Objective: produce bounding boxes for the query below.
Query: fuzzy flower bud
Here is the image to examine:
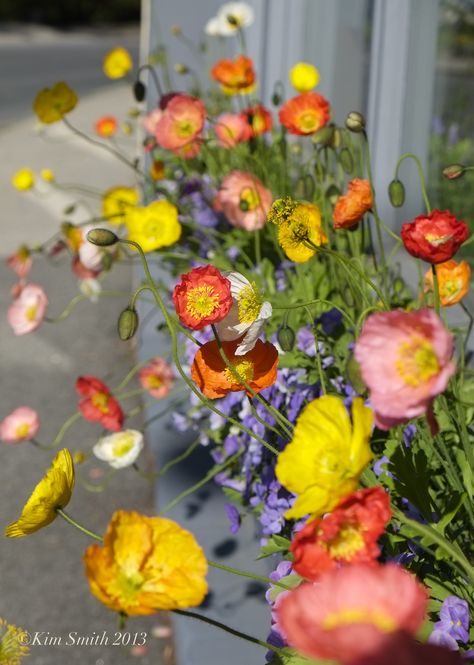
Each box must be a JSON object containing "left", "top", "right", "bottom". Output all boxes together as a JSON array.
[
  {"left": 86, "top": 228, "right": 119, "bottom": 247},
  {"left": 388, "top": 179, "right": 405, "bottom": 207},
  {"left": 345, "top": 111, "right": 366, "bottom": 133}
]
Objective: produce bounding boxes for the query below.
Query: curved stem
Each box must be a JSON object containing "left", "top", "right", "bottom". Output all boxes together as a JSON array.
[
  {"left": 272, "top": 298, "right": 355, "bottom": 328},
  {"left": 208, "top": 560, "right": 290, "bottom": 592},
  {"left": 137, "top": 63, "right": 164, "bottom": 97},
  {"left": 46, "top": 290, "right": 130, "bottom": 323},
  {"left": 394, "top": 152, "right": 432, "bottom": 214},
  {"left": 56, "top": 509, "right": 103, "bottom": 542},
  {"left": 303, "top": 305, "right": 327, "bottom": 395},
  {"left": 45, "top": 411, "right": 82, "bottom": 449}
]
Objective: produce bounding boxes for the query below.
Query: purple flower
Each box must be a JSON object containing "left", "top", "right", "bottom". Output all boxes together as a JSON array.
[
  {"left": 403, "top": 424, "right": 417, "bottom": 447},
  {"left": 226, "top": 246, "right": 240, "bottom": 261},
  {"left": 429, "top": 630, "right": 459, "bottom": 651},
  {"left": 433, "top": 596, "right": 470, "bottom": 645},
  {"left": 224, "top": 503, "right": 241, "bottom": 534},
  {"left": 316, "top": 308, "right": 343, "bottom": 335},
  {"left": 373, "top": 455, "right": 393, "bottom": 478}
]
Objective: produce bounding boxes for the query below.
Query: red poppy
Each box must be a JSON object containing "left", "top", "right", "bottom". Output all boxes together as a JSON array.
[
  {"left": 240, "top": 105, "right": 273, "bottom": 137},
  {"left": 291, "top": 487, "right": 391, "bottom": 581},
  {"left": 191, "top": 339, "right": 279, "bottom": 399},
  {"left": 401, "top": 209, "right": 469, "bottom": 264},
  {"left": 279, "top": 92, "right": 330, "bottom": 135},
  {"left": 76, "top": 376, "right": 124, "bottom": 432},
  {"left": 172, "top": 265, "right": 232, "bottom": 330}
]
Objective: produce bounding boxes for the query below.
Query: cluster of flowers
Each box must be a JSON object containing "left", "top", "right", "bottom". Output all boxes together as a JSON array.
[{"left": 3, "top": 2, "right": 474, "bottom": 664}]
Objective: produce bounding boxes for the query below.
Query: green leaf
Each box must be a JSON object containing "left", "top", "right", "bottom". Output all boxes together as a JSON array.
[
  {"left": 256, "top": 534, "right": 291, "bottom": 560},
  {"left": 279, "top": 648, "right": 336, "bottom": 665}
]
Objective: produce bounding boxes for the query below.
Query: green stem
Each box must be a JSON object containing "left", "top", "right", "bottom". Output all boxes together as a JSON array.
[
  {"left": 46, "top": 290, "right": 130, "bottom": 323},
  {"left": 303, "top": 305, "right": 326, "bottom": 395},
  {"left": 173, "top": 609, "right": 283, "bottom": 655},
  {"left": 208, "top": 560, "right": 291, "bottom": 591},
  {"left": 56, "top": 509, "right": 103, "bottom": 542},
  {"left": 363, "top": 133, "right": 388, "bottom": 290},
  {"left": 394, "top": 152, "right": 432, "bottom": 214},
  {"left": 272, "top": 298, "right": 355, "bottom": 328}
]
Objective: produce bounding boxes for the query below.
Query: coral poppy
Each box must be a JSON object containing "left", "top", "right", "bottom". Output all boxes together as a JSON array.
[
  {"left": 5, "top": 449, "right": 75, "bottom": 537},
  {"left": 291, "top": 487, "right": 391, "bottom": 581},
  {"left": 33, "top": 81, "right": 77, "bottom": 124},
  {"left": 11, "top": 168, "right": 34, "bottom": 191},
  {"left": 154, "top": 94, "right": 206, "bottom": 157},
  {"left": 279, "top": 92, "right": 330, "bottom": 135},
  {"left": 103, "top": 47, "right": 133, "bottom": 79},
  {"left": 354, "top": 309, "right": 455, "bottom": 431},
  {"left": 289, "top": 62, "right": 320, "bottom": 93},
  {"left": 333, "top": 179, "right": 373, "bottom": 229},
  {"left": 6, "top": 246, "right": 32, "bottom": 279},
  {"left": 139, "top": 357, "right": 175, "bottom": 398},
  {"left": 191, "top": 338, "right": 279, "bottom": 399},
  {"left": 215, "top": 271, "right": 272, "bottom": 355},
  {"left": 278, "top": 202, "right": 327, "bottom": 262},
  {"left": 217, "top": 170, "right": 272, "bottom": 231},
  {"left": 277, "top": 563, "right": 428, "bottom": 664},
  {"left": 76, "top": 376, "right": 124, "bottom": 432},
  {"left": 0, "top": 407, "right": 40, "bottom": 444},
  {"left": 211, "top": 55, "right": 256, "bottom": 94},
  {"left": 276, "top": 395, "right": 373, "bottom": 520},
  {"left": 126, "top": 200, "right": 182, "bottom": 252},
  {"left": 84, "top": 510, "right": 208, "bottom": 614},
  {"left": 424, "top": 259, "right": 471, "bottom": 307},
  {"left": 7, "top": 283, "right": 48, "bottom": 336},
  {"left": 214, "top": 113, "right": 252, "bottom": 148},
  {"left": 102, "top": 186, "right": 139, "bottom": 224},
  {"left": 95, "top": 115, "right": 118, "bottom": 138},
  {"left": 401, "top": 210, "right": 469, "bottom": 264},
  {"left": 143, "top": 107, "right": 163, "bottom": 134},
  {"left": 172, "top": 265, "right": 232, "bottom": 330},
  {"left": 240, "top": 105, "right": 273, "bottom": 137}
]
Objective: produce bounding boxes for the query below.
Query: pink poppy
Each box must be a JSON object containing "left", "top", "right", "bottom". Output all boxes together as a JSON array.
[
  {"left": 139, "top": 358, "right": 174, "bottom": 399},
  {"left": 214, "top": 113, "right": 252, "bottom": 148},
  {"left": 277, "top": 563, "right": 427, "bottom": 664},
  {"left": 154, "top": 94, "right": 206, "bottom": 158},
  {"left": 217, "top": 170, "right": 272, "bottom": 231},
  {"left": 7, "top": 283, "right": 48, "bottom": 335},
  {"left": 354, "top": 309, "right": 455, "bottom": 431},
  {"left": 0, "top": 407, "right": 39, "bottom": 443},
  {"left": 143, "top": 107, "right": 163, "bottom": 134},
  {"left": 353, "top": 632, "right": 464, "bottom": 665},
  {"left": 6, "top": 246, "right": 32, "bottom": 279}
]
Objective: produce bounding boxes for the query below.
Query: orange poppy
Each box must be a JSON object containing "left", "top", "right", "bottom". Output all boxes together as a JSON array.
[
  {"left": 333, "top": 179, "right": 372, "bottom": 229},
  {"left": 95, "top": 116, "right": 118, "bottom": 138},
  {"left": 279, "top": 92, "right": 330, "bottom": 135},
  {"left": 211, "top": 55, "right": 256, "bottom": 95},
  {"left": 424, "top": 259, "right": 471, "bottom": 306},
  {"left": 191, "top": 339, "right": 279, "bottom": 399}
]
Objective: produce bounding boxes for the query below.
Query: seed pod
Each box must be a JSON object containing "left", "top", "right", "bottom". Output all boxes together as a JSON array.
[
  {"left": 442, "top": 164, "right": 465, "bottom": 180},
  {"left": 388, "top": 179, "right": 405, "bottom": 207},
  {"left": 277, "top": 325, "right": 296, "bottom": 352},
  {"left": 345, "top": 111, "right": 366, "bottom": 133},
  {"left": 86, "top": 228, "right": 119, "bottom": 247},
  {"left": 339, "top": 148, "right": 354, "bottom": 174},
  {"left": 118, "top": 307, "right": 139, "bottom": 341},
  {"left": 133, "top": 80, "right": 146, "bottom": 102}
]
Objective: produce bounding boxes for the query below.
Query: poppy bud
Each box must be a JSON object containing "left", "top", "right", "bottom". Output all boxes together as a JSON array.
[
  {"left": 339, "top": 148, "right": 354, "bottom": 174},
  {"left": 170, "top": 24, "right": 182, "bottom": 35},
  {"left": 345, "top": 111, "right": 365, "bottom": 133},
  {"left": 118, "top": 307, "right": 139, "bottom": 341},
  {"left": 174, "top": 63, "right": 189, "bottom": 75},
  {"left": 330, "top": 127, "right": 342, "bottom": 149},
  {"left": 277, "top": 325, "right": 296, "bottom": 352},
  {"left": 133, "top": 80, "right": 146, "bottom": 102},
  {"left": 87, "top": 229, "right": 119, "bottom": 247},
  {"left": 388, "top": 179, "right": 405, "bottom": 207},
  {"left": 442, "top": 164, "right": 465, "bottom": 180},
  {"left": 311, "top": 125, "right": 334, "bottom": 146}
]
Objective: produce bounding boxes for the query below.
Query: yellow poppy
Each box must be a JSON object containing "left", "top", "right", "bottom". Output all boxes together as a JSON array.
[
  {"left": 289, "top": 62, "right": 320, "bottom": 93},
  {"left": 11, "top": 168, "right": 34, "bottom": 191},
  {"left": 33, "top": 81, "right": 78, "bottom": 124},
  {"left": 102, "top": 186, "right": 139, "bottom": 224},
  {"left": 103, "top": 47, "right": 133, "bottom": 79},
  {"left": 126, "top": 200, "right": 182, "bottom": 252}
]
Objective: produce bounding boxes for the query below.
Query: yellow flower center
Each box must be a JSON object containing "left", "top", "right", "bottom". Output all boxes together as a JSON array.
[
  {"left": 146, "top": 375, "right": 163, "bottom": 389},
  {"left": 224, "top": 360, "right": 254, "bottom": 384},
  {"left": 443, "top": 278, "right": 461, "bottom": 298},
  {"left": 323, "top": 608, "right": 397, "bottom": 632},
  {"left": 299, "top": 111, "right": 318, "bottom": 132},
  {"left": 25, "top": 304, "right": 38, "bottom": 321},
  {"left": 239, "top": 186, "right": 261, "bottom": 211},
  {"left": 186, "top": 286, "right": 220, "bottom": 319},
  {"left": 324, "top": 523, "right": 365, "bottom": 560},
  {"left": 15, "top": 423, "right": 30, "bottom": 439},
  {"left": 91, "top": 391, "right": 110, "bottom": 413},
  {"left": 176, "top": 120, "right": 195, "bottom": 138},
  {"left": 425, "top": 233, "right": 452, "bottom": 246},
  {"left": 237, "top": 283, "right": 262, "bottom": 324},
  {"left": 111, "top": 433, "right": 135, "bottom": 458},
  {"left": 117, "top": 570, "right": 145, "bottom": 602},
  {"left": 395, "top": 335, "right": 440, "bottom": 387}
]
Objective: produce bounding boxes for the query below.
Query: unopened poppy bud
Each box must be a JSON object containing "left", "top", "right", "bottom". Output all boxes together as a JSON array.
[
  {"left": 311, "top": 125, "right": 334, "bottom": 146},
  {"left": 345, "top": 111, "right": 366, "bottom": 133},
  {"left": 277, "top": 325, "right": 296, "bottom": 352},
  {"left": 87, "top": 228, "right": 119, "bottom": 247},
  {"left": 388, "top": 179, "right": 405, "bottom": 207},
  {"left": 174, "top": 63, "right": 189, "bottom": 75},
  {"left": 330, "top": 127, "right": 342, "bottom": 149},
  {"left": 346, "top": 355, "right": 366, "bottom": 394},
  {"left": 118, "top": 307, "right": 139, "bottom": 341},
  {"left": 170, "top": 24, "right": 182, "bottom": 36},
  {"left": 133, "top": 80, "right": 146, "bottom": 102},
  {"left": 339, "top": 148, "right": 354, "bottom": 174},
  {"left": 442, "top": 164, "right": 465, "bottom": 180}
]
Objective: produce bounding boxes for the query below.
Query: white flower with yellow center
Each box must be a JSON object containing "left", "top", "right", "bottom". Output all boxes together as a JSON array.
[
  {"left": 205, "top": 2, "right": 254, "bottom": 36},
  {"left": 216, "top": 272, "right": 272, "bottom": 355},
  {"left": 93, "top": 430, "right": 144, "bottom": 469}
]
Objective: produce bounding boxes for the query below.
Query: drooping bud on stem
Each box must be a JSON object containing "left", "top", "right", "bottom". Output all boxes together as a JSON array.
[
  {"left": 118, "top": 307, "right": 139, "bottom": 341},
  {"left": 86, "top": 229, "right": 119, "bottom": 247},
  {"left": 442, "top": 164, "right": 465, "bottom": 181},
  {"left": 277, "top": 324, "right": 296, "bottom": 352},
  {"left": 388, "top": 179, "right": 405, "bottom": 207},
  {"left": 133, "top": 80, "right": 146, "bottom": 102},
  {"left": 345, "top": 111, "right": 366, "bottom": 133}
]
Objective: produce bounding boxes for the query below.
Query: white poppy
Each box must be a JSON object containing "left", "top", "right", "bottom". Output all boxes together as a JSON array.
[
  {"left": 216, "top": 2, "right": 255, "bottom": 34},
  {"left": 216, "top": 271, "right": 272, "bottom": 355},
  {"left": 79, "top": 278, "right": 102, "bottom": 303},
  {"left": 93, "top": 430, "right": 144, "bottom": 469},
  {"left": 204, "top": 16, "right": 222, "bottom": 36}
]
